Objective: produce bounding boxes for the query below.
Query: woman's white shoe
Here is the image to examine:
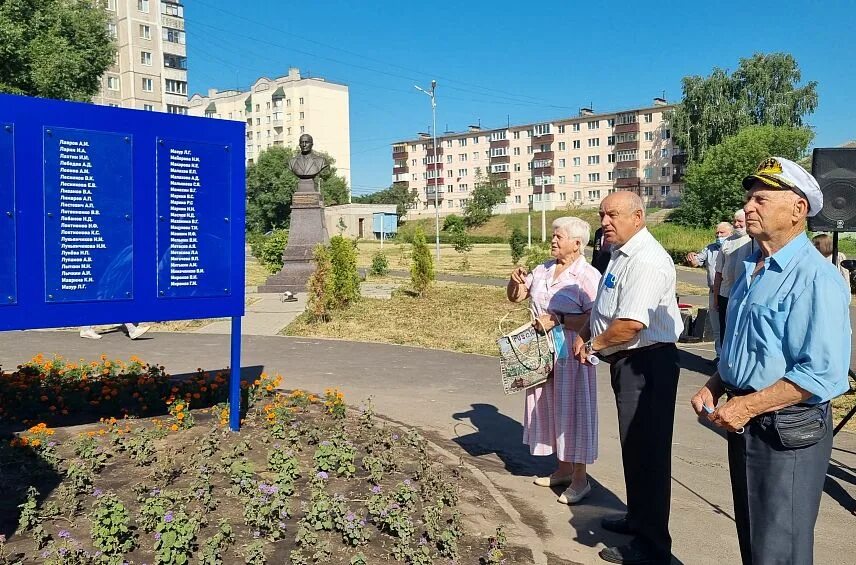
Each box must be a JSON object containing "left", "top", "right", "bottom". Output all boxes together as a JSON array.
[
  {"left": 533, "top": 475, "right": 573, "bottom": 487},
  {"left": 557, "top": 481, "right": 591, "bottom": 504}
]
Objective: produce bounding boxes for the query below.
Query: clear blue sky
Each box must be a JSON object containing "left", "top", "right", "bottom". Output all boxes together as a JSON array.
[{"left": 186, "top": 0, "right": 856, "bottom": 196}]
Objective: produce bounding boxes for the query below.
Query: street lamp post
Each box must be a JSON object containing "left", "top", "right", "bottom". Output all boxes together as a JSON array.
[{"left": 415, "top": 81, "right": 440, "bottom": 262}]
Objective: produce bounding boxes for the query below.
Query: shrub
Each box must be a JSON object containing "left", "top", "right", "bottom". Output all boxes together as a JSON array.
[
  {"left": 442, "top": 214, "right": 465, "bottom": 233},
  {"left": 329, "top": 236, "right": 361, "bottom": 309},
  {"left": 450, "top": 226, "right": 472, "bottom": 255},
  {"left": 509, "top": 228, "right": 526, "bottom": 264},
  {"left": 410, "top": 228, "right": 434, "bottom": 297},
  {"left": 524, "top": 242, "right": 551, "bottom": 271},
  {"left": 249, "top": 230, "right": 289, "bottom": 273},
  {"left": 369, "top": 252, "right": 389, "bottom": 276},
  {"left": 307, "top": 244, "right": 334, "bottom": 322}
]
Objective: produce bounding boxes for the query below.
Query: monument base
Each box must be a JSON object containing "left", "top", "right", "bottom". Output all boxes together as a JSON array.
[{"left": 257, "top": 188, "right": 329, "bottom": 294}]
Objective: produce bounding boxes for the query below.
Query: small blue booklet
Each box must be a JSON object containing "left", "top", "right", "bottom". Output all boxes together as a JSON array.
[{"left": 551, "top": 323, "right": 568, "bottom": 359}]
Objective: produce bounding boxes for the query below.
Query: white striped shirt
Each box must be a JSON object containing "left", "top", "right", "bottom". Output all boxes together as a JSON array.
[{"left": 590, "top": 227, "right": 683, "bottom": 355}]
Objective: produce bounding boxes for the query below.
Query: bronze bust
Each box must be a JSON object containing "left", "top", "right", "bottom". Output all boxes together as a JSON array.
[{"left": 289, "top": 134, "right": 328, "bottom": 182}]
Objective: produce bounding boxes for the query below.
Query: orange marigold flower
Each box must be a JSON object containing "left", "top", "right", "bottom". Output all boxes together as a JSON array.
[
  {"left": 170, "top": 424, "right": 179, "bottom": 432},
  {"left": 176, "top": 413, "right": 185, "bottom": 421}
]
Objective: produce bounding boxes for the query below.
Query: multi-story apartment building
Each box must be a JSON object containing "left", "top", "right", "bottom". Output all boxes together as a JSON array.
[
  {"left": 93, "top": 0, "right": 189, "bottom": 114},
  {"left": 393, "top": 98, "right": 685, "bottom": 218},
  {"left": 187, "top": 68, "right": 351, "bottom": 187}
]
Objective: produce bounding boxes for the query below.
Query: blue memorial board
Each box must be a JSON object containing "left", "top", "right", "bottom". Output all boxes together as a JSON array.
[
  {"left": 44, "top": 127, "right": 134, "bottom": 302},
  {"left": 156, "top": 138, "right": 232, "bottom": 298},
  {"left": 0, "top": 124, "right": 15, "bottom": 305}
]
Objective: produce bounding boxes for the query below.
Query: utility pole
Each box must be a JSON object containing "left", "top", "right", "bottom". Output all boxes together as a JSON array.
[{"left": 415, "top": 81, "right": 440, "bottom": 262}]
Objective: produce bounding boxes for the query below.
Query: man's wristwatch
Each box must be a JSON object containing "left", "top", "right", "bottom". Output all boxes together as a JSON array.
[{"left": 584, "top": 339, "right": 596, "bottom": 355}]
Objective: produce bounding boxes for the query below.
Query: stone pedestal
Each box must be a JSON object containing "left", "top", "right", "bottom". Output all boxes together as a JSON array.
[{"left": 258, "top": 179, "right": 329, "bottom": 294}]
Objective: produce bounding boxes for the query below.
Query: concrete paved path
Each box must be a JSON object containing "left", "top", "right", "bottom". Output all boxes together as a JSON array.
[{"left": 1, "top": 331, "right": 853, "bottom": 565}]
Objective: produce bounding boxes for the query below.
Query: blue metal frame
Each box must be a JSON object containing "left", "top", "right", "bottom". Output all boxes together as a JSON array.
[{"left": 0, "top": 93, "right": 247, "bottom": 431}]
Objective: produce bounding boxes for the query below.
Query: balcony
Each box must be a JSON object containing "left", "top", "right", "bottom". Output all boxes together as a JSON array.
[
  {"left": 427, "top": 177, "right": 445, "bottom": 186},
  {"left": 532, "top": 166, "right": 555, "bottom": 176},
  {"left": 672, "top": 153, "right": 688, "bottom": 165},
  {"left": 489, "top": 138, "right": 510, "bottom": 148},
  {"left": 493, "top": 171, "right": 511, "bottom": 180},
  {"left": 615, "top": 140, "right": 639, "bottom": 152},
  {"left": 273, "top": 119, "right": 283, "bottom": 127},
  {"left": 672, "top": 172, "right": 684, "bottom": 183},
  {"left": 393, "top": 180, "right": 409, "bottom": 189},
  {"left": 392, "top": 173, "right": 409, "bottom": 183},
  {"left": 615, "top": 160, "right": 639, "bottom": 169},
  {"left": 426, "top": 162, "right": 443, "bottom": 172},
  {"left": 533, "top": 184, "right": 556, "bottom": 194},
  {"left": 425, "top": 187, "right": 445, "bottom": 202},
  {"left": 615, "top": 177, "right": 641, "bottom": 189},
  {"left": 614, "top": 122, "right": 640, "bottom": 134},
  {"left": 531, "top": 133, "right": 554, "bottom": 144},
  {"left": 393, "top": 166, "right": 408, "bottom": 175},
  {"left": 533, "top": 150, "right": 554, "bottom": 160},
  {"left": 490, "top": 155, "right": 510, "bottom": 164},
  {"left": 393, "top": 145, "right": 407, "bottom": 156}
]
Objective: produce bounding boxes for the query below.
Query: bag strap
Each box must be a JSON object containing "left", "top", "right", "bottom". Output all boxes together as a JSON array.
[{"left": 503, "top": 310, "right": 549, "bottom": 372}]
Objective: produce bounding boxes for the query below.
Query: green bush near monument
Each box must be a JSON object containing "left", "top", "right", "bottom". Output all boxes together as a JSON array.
[
  {"left": 248, "top": 230, "right": 289, "bottom": 273},
  {"left": 409, "top": 229, "right": 434, "bottom": 297}
]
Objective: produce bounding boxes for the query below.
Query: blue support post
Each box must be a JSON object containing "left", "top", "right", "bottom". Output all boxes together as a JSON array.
[{"left": 229, "top": 315, "right": 242, "bottom": 431}]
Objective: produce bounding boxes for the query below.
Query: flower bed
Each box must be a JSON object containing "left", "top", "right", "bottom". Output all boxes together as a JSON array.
[{"left": 0, "top": 357, "right": 527, "bottom": 564}]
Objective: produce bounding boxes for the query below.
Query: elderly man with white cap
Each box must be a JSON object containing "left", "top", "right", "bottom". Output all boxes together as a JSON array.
[{"left": 691, "top": 157, "right": 851, "bottom": 565}]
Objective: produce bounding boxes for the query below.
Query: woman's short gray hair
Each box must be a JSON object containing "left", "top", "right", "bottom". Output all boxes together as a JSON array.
[{"left": 552, "top": 216, "right": 591, "bottom": 246}]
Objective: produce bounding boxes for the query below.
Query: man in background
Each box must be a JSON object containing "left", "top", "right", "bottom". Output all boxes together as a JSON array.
[
  {"left": 686, "top": 222, "right": 733, "bottom": 360},
  {"left": 713, "top": 210, "right": 752, "bottom": 337},
  {"left": 591, "top": 226, "right": 611, "bottom": 274}
]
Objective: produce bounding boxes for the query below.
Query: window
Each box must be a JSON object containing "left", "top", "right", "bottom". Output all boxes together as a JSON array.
[
  {"left": 558, "top": 176, "right": 566, "bottom": 184},
  {"left": 491, "top": 164, "right": 509, "bottom": 173},
  {"left": 457, "top": 154, "right": 466, "bottom": 162},
  {"left": 608, "top": 153, "right": 616, "bottom": 163},
  {"left": 662, "top": 129, "right": 671, "bottom": 140},
  {"left": 161, "top": 2, "right": 184, "bottom": 17},
  {"left": 513, "top": 131, "right": 520, "bottom": 140},
  {"left": 588, "top": 138, "right": 600, "bottom": 148},
  {"left": 661, "top": 148, "right": 670, "bottom": 158},
  {"left": 166, "top": 105, "right": 188, "bottom": 115},
  {"left": 513, "top": 147, "right": 520, "bottom": 156},
  {"left": 616, "top": 112, "right": 637, "bottom": 125},
  {"left": 458, "top": 169, "right": 468, "bottom": 177},
  {"left": 526, "top": 146, "right": 533, "bottom": 154},
  {"left": 445, "top": 140, "right": 452, "bottom": 148},
  {"left": 558, "top": 158, "right": 566, "bottom": 167},
  {"left": 644, "top": 113, "right": 653, "bottom": 123},
  {"left": 532, "top": 159, "right": 552, "bottom": 169},
  {"left": 106, "top": 0, "right": 117, "bottom": 10},
  {"left": 141, "top": 78, "right": 153, "bottom": 92},
  {"left": 490, "top": 147, "right": 508, "bottom": 157},
  {"left": 644, "top": 131, "right": 654, "bottom": 141},
  {"left": 662, "top": 166, "right": 671, "bottom": 177},
  {"left": 515, "top": 195, "right": 522, "bottom": 203},
  {"left": 533, "top": 123, "right": 551, "bottom": 136},
  {"left": 163, "top": 27, "right": 186, "bottom": 44},
  {"left": 140, "top": 51, "right": 152, "bottom": 66},
  {"left": 661, "top": 185, "right": 671, "bottom": 196},
  {"left": 459, "top": 184, "right": 468, "bottom": 192},
  {"left": 447, "top": 170, "right": 454, "bottom": 178},
  {"left": 607, "top": 119, "right": 615, "bottom": 127},
  {"left": 587, "top": 120, "right": 600, "bottom": 130},
  {"left": 106, "top": 76, "right": 120, "bottom": 91},
  {"left": 560, "top": 192, "right": 567, "bottom": 201},
  {"left": 572, "top": 140, "right": 581, "bottom": 149},
  {"left": 164, "top": 54, "right": 187, "bottom": 69},
  {"left": 489, "top": 130, "right": 507, "bottom": 141},
  {"left": 573, "top": 157, "right": 581, "bottom": 166},
  {"left": 514, "top": 163, "right": 521, "bottom": 172},
  {"left": 299, "top": 97, "right": 304, "bottom": 104},
  {"left": 572, "top": 123, "right": 580, "bottom": 132},
  {"left": 644, "top": 186, "right": 653, "bottom": 196},
  {"left": 558, "top": 125, "right": 566, "bottom": 133},
  {"left": 137, "top": 0, "right": 149, "bottom": 12},
  {"left": 255, "top": 118, "right": 261, "bottom": 125},
  {"left": 140, "top": 24, "right": 151, "bottom": 39},
  {"left": 473, "top": 152, "right": 479, "bottom": 160},
  {"left": 607, "top": 136, "right": 615, "bottom": 145},
  {"left": 472, "top": 136, "right": 479, "bottom": 144},
  {"left": 644, "top": 168, "right": 653, "bottom": 179},
  {"left": 588, "top": 173, "right": 600, "bottom": 182},
  {"left": 143, "top": 104, "right": 153, "bottom": 111},
  {"left": 587, "top": 155, "right": 600, "bottom": 165},
  {"left": 617, "top": 168, "right": 637, "bottom": 179},
  {"left": 574, "top": 191, "right": 582, "bottom": 200},
  {"left": 617, "top": 132, "right": 638, "bottom": 143},
  {"left": 299, "top": 112, "right": 305, "bottom": 119},
  {"left": 558, "top": 142, "right": 566, "bottom": 151},
  {"left": 538, "top": 143, "right": 551, "bottom": 153},
  {"left": 573, "top": 175, "right": 581, "bottom": 184},
  {"left": 607, "top": 171, "right": 614, "bottom": 180},
  {"left": 644, "top": 150, "right": 653, "bottom": 159},
  {"left": 588, "top": 190, "right": 601, "bottom": 200},
  {"left": 107, "top": 22, "right": 118, "bottom": 39},
  {"left": 617, "top": 150, "right": 638, "bottom": 162},
  {"left": 446, "top": 155, "right": 453, "bottom": 164},
  {"left": 457, "top": 138, "right": 467, "bottom": 147},
  {"left": 164, "top": 79, "right": 186, "bottom": 95}
]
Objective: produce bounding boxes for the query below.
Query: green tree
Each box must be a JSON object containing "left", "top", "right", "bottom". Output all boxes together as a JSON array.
[
  {"left": 463, "top": 168, "right": 507, "bottom": 227},
  {"left": 328, "top": 236, "right": 360, "bottom": 309},
  {"left": 246, "top": 146, "right": 349, "bottom": 232},
  {"left": 442, "top": 214, "right": 465, "bottom": 233},
  {"left": 673, "top": 125, "right": 813, "bottom": 227},
  {"left": 509, "top": 227, "right": 527, "bottom": 264},
  {"left": 0, "top": 0, "right": 115, "bottom": 100},
  {"left": 409, "top": 228, "right": 434, "bottom": 297},
  {"left": 670, "top": 53, "right": 818, "bottom": 164},
  {"left": 352, "top": 184, "right": 417, "bottom": 223},
  {"left": 307, "top": 244, "right": 334, "bottom": 322}
]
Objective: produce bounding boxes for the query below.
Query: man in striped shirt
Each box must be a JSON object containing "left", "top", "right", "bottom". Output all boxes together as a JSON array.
[{"left": 574, "top": 191, "right": 683, "bottom": 564}]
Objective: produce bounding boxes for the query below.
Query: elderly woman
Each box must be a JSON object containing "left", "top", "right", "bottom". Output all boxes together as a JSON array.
[
  {"left": 506, "top": 216, "right": 601, "bottom": 504},
  {"left": 812, "top": 234, "right": 851, "bottom": 292}
]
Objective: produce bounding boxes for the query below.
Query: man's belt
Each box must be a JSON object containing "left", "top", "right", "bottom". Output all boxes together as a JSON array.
[{"left": 598, "top": 341, "right": 673, "bottom": 364}]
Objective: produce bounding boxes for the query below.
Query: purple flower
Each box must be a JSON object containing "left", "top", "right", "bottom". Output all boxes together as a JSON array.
[
  {"left": 92, "top": 488, "right": 103, "bottom": 497},
  {"left": 278, "top": 521, "right": 287, "bottom": 530},
  {"left": 59, "top": 529, "right": 70, "bottom": 539},
  {"left": 154, "top": 532, "right": 161, "bottom": 541},
  {"left": 320, "top": 441, "right": 331, "bottom": 446},
  {"left": 403, "top": 479, "right": 411, "bottom": 486},
  {"left": 392, "top": 434, "right": 400, "bottom": 441},
  {"left": 0, "top": 534, "right": 5, "bottom": 543},
  {"left": 59, "top": 547, "right": 68, "bottom": 556},
  {"left": 359, "top": 519, "right": 367, "bottom": 527},
  {"left": 164, "top": 511, "right": 174, "bottom": 523},
  {"left": 48, "top": 441, "right": 57, "bottom": 448},
  {"left": 371, "top": 485, "right": 382, "bottom": 494},
  {"left": 41, "top": 550, "right": 50, "bottom": 559},
  {"left": 316, "top": 471, "right": 329, "bottom": 480},
  {"left": 346, "top": 511, "right": 356, "bottom": 522},
  {"left": 253, "top": 530, "right": 261, "bottom": 539},
  {"left": 150, "top": 489, "right": 161, "bottom": 496}
]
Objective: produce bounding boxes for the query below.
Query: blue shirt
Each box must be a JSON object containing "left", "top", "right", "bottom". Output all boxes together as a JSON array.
[
  {"left": 695, "top": 241, "right": 722, "bottom": 288},
  {"left": 719, "top": 233, "right": 851, "bottom": 403}
]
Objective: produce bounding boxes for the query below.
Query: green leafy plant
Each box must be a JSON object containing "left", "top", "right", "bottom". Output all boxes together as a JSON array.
[
  {"left": 242, "top": 539, "right": 267, "bottom": 565},
  {"left": 17, "top": 486, "right": 49, "bottom": 549},
  {"left": 90, "top": 493, "right": 136, "bottom": 558},
  {"left": 409, "top": 228, "right": 434, "bottom": 297},
  {"left": 154, "top": 509, "right": 200, "bottom": 565},
  {"left": 199, "top": 519, "right": 235, "bottom": 565},
  {"left": 509, "top": 227, "right": 527, "bottom": 264},
  {"left": 313, "top": 441, "right": 356, "bottom": 477},
  {"left": 369, "top": 251, "right": 390, "bottom": 276},
  {"left": 329, "top": 236, "right": 361, "bottom": 309},
  {"left": 307, "top": 244, "right": 334, "bottom": 322},
  {"left": 73, "top": 435, "right": 109, "bottom": 472},
  {"left": 242, "top": 482, "right": 290, "bottom": 541}
]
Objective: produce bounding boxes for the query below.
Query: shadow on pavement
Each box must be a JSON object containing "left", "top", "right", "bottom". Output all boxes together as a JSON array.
[
  {"left": 825, "top": 457, "right": 856, "bottom": 515},
  {"left": 450, "top": 403, "right": 555, "bottom": 477},
  {"left": 677, "top": 349, "right": 716, "bottom": 377}
]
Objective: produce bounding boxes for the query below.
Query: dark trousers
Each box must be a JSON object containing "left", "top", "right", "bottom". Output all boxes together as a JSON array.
[
  {"left": 727, "top": 408, "right": 832, "bottom": 565},
  {"left": 609, "top": 344, "right": 680, "bottom": 558},
  {"left": 718, "top": 295, "right": 729, "bottom": 340}
]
